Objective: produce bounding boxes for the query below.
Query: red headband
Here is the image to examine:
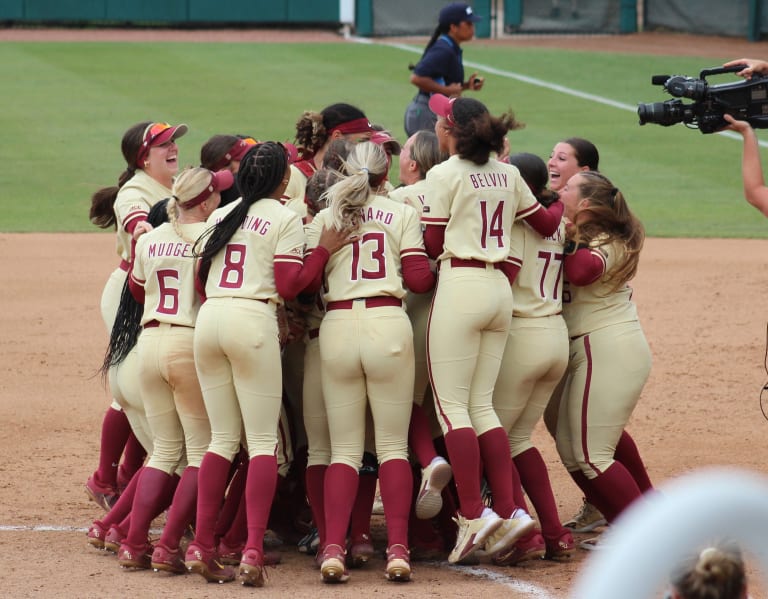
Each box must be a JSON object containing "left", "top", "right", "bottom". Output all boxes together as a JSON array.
[
  {"left": 179, "top": 169, "right": 234, "bottom": 209},
  {"left": 328, "top": 117, "right": 374, "bottom": 136},
  {"left": 135, "top": 122, "right": 188, "bottom": 168}
]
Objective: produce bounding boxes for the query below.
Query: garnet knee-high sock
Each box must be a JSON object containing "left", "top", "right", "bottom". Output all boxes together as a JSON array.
[
  {"left": 98, "top": 465, "right": 143, "bottom": 529},
  {"left": 245, "top": 455, "right": 278, "bottom": 552},
  {"left": 614, "top": 430, "right": 653, "bottom": 493},
  {"left": 94, "top": 406, "right": 132, "bottom": 488},
  {"left": 477, "top": 427, "right": 522, "bottom": 518},
  {"left": 568, "top": 469, "right": 611, "bottom": 518},
  {"left": 194, "top": 452, "right": 232, "bottom": 550},
  {"left": 586, "top": 462, "right": 642, "bottom": 523},
  {"left": 213, "top": 452, "right": 248, "bottom": 540},
  {"left": 125, "top": 467, "right": 171, "bottom": 547},
  {"left": 159, "top": 466, "right": 199, "bottom": 549},
  {"left": 220, "top": 487, "right": 247, "bottom": 549},
  {"left": 514, "top": 448, "right": 563, "bottom": 539},
  {"left": 409, "top": 404, "right": 439, "bottom": 468},
  {"left": 324, "top": 463, "right": 359, "bottom": 548},
  {"left": 379, "top": 459, "right": 413, "bottom": 548},
  {"left": 117, "top": 433, "right": 147, "bottom": 490},
  {"left": 349, "top": 472, "right": 377, "bottom": 542},
  {"left": 305, "top": 464, "right": 327, "bottom": 546},
  {"left": 443, "top": 428, "right": 483, "bottom": 519}
]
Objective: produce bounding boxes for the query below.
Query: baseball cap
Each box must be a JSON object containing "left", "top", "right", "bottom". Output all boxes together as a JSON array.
[
  {"left": 428, "top": 93, "right": 457, "bottom": 126},
  {"left": 136, "top": 122, "right": 188, "bottom": 167},
  {"left": 180, "top": 169, "right": 234, "bottom": 208},
  {"left": 371, "top": 130, "right": 402, "bottom": 155},
  {"left": 439, "top": 2, "right": 482, "bottom": 27}
]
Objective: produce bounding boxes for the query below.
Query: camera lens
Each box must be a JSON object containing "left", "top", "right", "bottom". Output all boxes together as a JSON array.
[{"left": 638, "top": 100, "right": 685, "bottom": 127}]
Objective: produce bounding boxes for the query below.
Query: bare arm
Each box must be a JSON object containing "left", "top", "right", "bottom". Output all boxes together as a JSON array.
[
  {"left": 410, "top": 74, "right": 464, "bottom": 97},
  {"left": 723, "top": 114, "right": 768, "bottom": 217}
]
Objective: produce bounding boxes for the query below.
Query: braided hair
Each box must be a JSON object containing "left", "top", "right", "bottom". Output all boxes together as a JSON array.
[
  {"left": 167, "top": 167, "right": 216, "bottom": 245},
  {"left": 98, "top": 197, "right": 170, "bottom": 380},
  {"left": 408, "top": 19, "right": 452, "bottom": 72},
  {"left": 89, "top": 121, "right": 151, "bottom": 229},
  {"left": 195, "top": 142, "right": 289, "bottom": 287},
  {"left": 324, "top": 142, "right": 387, "bottom": 232}
]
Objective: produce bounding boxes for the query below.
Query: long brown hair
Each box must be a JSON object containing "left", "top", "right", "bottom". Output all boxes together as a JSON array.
[{"left": 568, "top": 171, "right": 644, "bottom": 291}]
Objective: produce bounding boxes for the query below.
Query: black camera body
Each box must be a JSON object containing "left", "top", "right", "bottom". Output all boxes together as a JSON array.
[{"left": 638, "top": 65, "right": 768, "bottom": 134}]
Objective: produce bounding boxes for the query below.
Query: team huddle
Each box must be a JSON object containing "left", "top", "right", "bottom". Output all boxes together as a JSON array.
[{"left": 81, "top": 92, "right": 654, "bottom": 588}]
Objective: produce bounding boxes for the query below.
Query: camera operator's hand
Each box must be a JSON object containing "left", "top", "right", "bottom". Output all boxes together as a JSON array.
[
  {"left": 721, "top": 113, "right": 753, "bottom": 135},
  {"left": 723, "top": 58, "right": 768, "bottom": 80}
]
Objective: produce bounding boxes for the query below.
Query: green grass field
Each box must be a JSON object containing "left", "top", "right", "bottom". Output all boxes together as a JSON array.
[{"left": 1, "top": 39, "right": 766, "bottom": 237}]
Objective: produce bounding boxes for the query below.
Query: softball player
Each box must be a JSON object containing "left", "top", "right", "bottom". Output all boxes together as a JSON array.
[
  {"left": 543, "top": 138, "right": 653, "bottom": 535},
  {"left": 490, "top": 152, "right": 574, "bottom": 564},
  {"left": 184, "top": 142, "right": 353, "bottom": 587},
  {"left": 306, "top": 142, "right": 436, "bottom": 583},
  {"left": 286, "top": 103, "right": 375, "bottom": 214},
  {"left": 555, "top": 171, "right": 652, "bottom": 530},
  {"left": 114, "top": 168, "right": 232, "bottom": 572},
  {"left": 86, "top": 121, "right": 187, "bottom": 510},
  {"left": 200, "top": 134, "right": 258, "bottom": 206},
  {"left": 389, "top": 131, "right": 454, "bottom": 521},
  {"left": 423, "top": 94, "right": 565, "bottom": 564},
  {"left": 86, "top": 198, "right": 171, "bottom": 553}
]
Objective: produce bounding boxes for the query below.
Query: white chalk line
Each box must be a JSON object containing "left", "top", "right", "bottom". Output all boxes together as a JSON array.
[
  {"left": 356, "top": 37, "right": 768, "bottom": 148},
  {"left": 441, "top": 563, "right": 558, "bottom": 598}
]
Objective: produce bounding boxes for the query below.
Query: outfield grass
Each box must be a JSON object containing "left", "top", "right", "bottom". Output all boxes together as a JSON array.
[{"left": 1, "top": 40, "right": 765, "bottom": 237}]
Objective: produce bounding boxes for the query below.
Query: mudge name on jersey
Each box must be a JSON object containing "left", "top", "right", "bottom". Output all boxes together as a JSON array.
[
  {"left": 147, "top": 241, "right": 195, "bottom": 259},
  {"left": 469, "top": 172, "right": 508, "bottom": 189}
]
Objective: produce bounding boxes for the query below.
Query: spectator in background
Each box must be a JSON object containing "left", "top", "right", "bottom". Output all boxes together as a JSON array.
[{"left": 404, "top": 2, "right": 484, "bottom": 136}]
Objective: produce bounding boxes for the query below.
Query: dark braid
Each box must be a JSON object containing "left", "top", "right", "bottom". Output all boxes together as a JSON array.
[
  {"left": 98, "top": 198, "right": 170, "bottom": 380},
  {"left": 195, "top": 142, "right": 288, "bottom": 287},
  {"left": 409, "top": 23, "right": 450, "bottom": 70}
]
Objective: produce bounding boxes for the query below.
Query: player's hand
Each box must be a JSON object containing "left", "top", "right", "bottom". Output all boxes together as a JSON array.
[
  {"left": 317, "top": 226, "right": 359, "bottom": 255},
  {"left": 133, "top": 221, "right": 153, "bottom": 239},
  {"left": 723, "top": 58, "right": 768, "bottom": 80}
]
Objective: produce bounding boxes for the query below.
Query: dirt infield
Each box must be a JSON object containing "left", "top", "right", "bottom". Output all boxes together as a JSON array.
[
  {"left": 3, "top": 232, "right": 768, "bottom": 598},
  {"left": 3, "top": 28, "right": 768, "bottom": 598}
]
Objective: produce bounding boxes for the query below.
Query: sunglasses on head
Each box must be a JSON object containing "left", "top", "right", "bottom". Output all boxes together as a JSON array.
[{"left": 142, "top": 122, "right": 173, "bottom": 148}]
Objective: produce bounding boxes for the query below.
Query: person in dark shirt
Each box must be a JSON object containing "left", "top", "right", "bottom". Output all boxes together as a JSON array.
[{"left": 404, "top": 2, "right": 484, "bottom": 136}]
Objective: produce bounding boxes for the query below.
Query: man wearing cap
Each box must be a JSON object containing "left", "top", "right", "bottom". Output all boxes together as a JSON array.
[{"left": 404, "top": 2, "right": 485, "bottom": 137}]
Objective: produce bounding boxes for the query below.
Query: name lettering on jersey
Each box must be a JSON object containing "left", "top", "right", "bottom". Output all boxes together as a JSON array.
[
  {"left": 240, "top": 216, "right": 272, "bottom": 235},
  {"left": 543, "top": 228, "right": 565, "bottom": 243},
  {"left": 360, "top": 206, "right": 394, "bottom": 225},
  {"left": 469, "top": 172, "right": 508, "bottom": 189},
  {"left": 147, "top": 242, "right": 194, "bottom": 259},
  {"left": 416, "top": 193, "right": 425, "bottom": 206}
]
